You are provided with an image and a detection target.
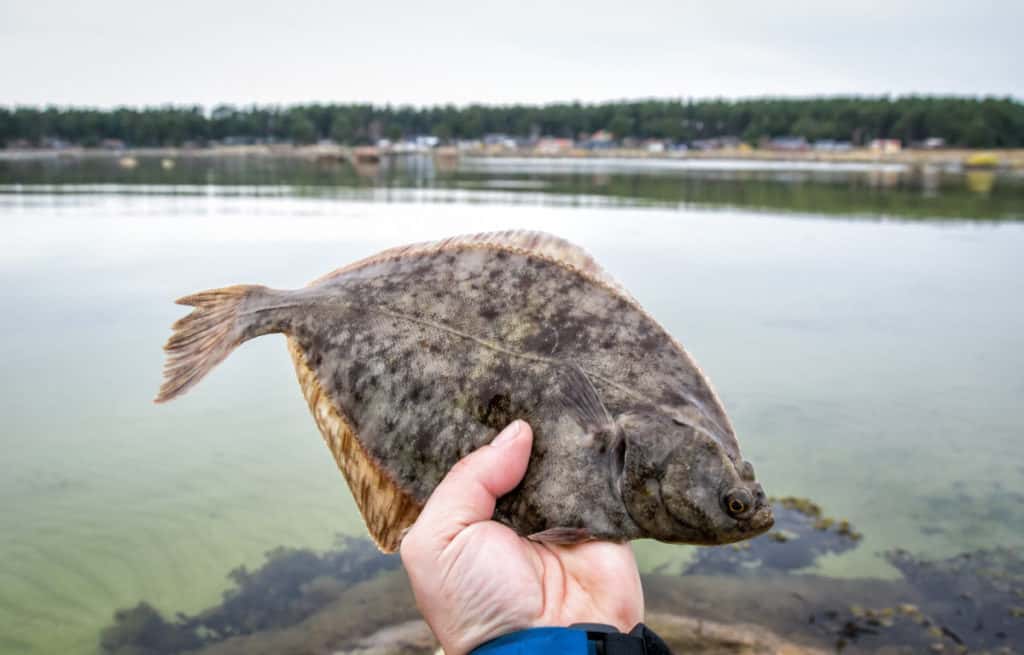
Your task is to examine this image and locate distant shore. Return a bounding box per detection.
[3,143,1023,171]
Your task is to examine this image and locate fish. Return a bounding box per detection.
[156,231,773,552]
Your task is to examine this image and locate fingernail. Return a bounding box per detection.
[492,420,521,446]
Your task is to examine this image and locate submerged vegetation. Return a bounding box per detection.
[683,496,863,576]
[100,537,399,655]
[99,501,1024,654]
[4,96,1024,148]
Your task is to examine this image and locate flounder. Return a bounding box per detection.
[156,231,773,552]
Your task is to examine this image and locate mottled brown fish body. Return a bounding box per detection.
[157,232,773,552]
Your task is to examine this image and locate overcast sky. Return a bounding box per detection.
[2,0,1021,108]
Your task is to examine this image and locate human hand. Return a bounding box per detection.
[400,420,645,655]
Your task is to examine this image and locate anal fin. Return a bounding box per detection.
[287,337,422,553]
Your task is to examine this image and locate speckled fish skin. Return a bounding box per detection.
[156,231,773,552]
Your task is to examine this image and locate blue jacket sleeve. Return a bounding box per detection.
[471,627,594,655]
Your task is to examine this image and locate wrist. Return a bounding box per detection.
[470,624,672,655]
[471,627,587,654]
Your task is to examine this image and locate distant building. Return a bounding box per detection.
[42,137,70,150]
[535,137,574,154]
[383,136,441,153]
[691,136,740,150]
[764,136,808,151]
[580,130,616,150]
[813,139,852,152]
[869,138,902,154]
[922,137,946,149]
[482,133,519,149]
[221,136,256,146]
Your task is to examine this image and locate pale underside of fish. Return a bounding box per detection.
[156,231,773,552]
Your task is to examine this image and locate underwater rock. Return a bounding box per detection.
[332,620,437,655]
[644,572,915,653]
[201,590,830,655]
[645,612,828,654]
[645,571,996,654]
[683,497,862,575]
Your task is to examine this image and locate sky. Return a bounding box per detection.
[1,0,1022,108]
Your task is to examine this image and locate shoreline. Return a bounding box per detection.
[3,143,1023,171]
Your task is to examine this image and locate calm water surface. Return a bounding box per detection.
[1,157,1022,653]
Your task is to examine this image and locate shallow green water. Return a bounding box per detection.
[1,156,1023,654]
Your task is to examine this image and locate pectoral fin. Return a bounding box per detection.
[556,362,626,491]
[557,362,614,433]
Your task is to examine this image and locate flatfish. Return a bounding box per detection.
[156,231,773,552]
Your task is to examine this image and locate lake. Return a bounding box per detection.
[1,153,1023,654]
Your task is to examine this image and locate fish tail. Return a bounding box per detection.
[155,284,285,403]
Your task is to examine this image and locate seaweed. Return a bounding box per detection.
[801,602,975,653]
[99,521,1024,654]
[99,603,202,655]
[99,536,399,655]
[885,547,1024,651]
[683,497,862,575]
[681,547,1024,652]
[917,484,1024,542]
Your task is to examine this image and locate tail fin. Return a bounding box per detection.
[155,284,275,403]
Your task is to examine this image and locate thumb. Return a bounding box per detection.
[406,420,533,551]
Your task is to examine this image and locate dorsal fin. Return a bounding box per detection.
[311,230,630,297]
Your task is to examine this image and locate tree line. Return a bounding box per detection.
[2,96,1023,148]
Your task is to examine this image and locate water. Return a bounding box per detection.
[1,155,1023,654]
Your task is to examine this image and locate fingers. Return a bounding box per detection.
[403,420,533,554]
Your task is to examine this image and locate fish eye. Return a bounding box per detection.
[723,488,753,517]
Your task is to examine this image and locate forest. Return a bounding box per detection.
[2,96,1023,148]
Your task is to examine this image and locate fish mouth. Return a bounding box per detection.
[741,504,775,537]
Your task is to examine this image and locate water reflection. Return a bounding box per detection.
[966,170,997,194]
[1,153,1022,221]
